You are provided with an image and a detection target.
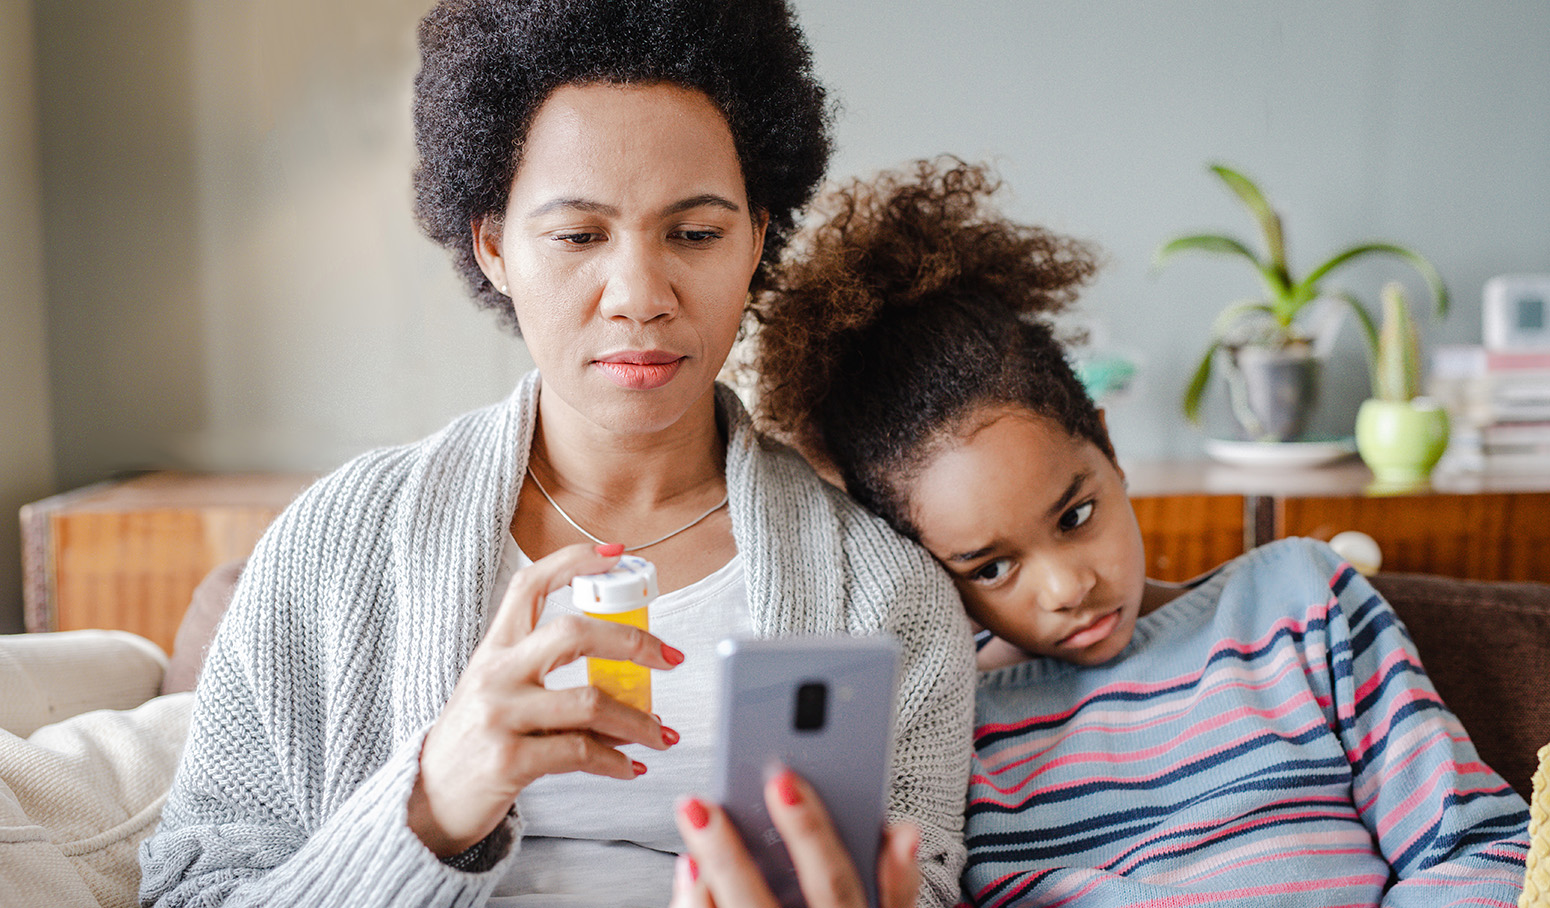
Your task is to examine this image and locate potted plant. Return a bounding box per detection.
[1154,163,1449,442]
[1354,282,1450,485]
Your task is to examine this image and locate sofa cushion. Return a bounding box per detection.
[0,630,167,739]
[1374,572,1550,802]
[162,559,244,695]
[0,691,192,907]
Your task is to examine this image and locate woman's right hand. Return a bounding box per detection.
[408,542,683,857]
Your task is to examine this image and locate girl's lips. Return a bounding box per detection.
[1059,609,1122,650]
[594,358,684,390]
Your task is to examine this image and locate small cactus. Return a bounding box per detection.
[1373,281,1422,402]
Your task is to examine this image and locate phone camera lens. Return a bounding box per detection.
[794,681,827,731]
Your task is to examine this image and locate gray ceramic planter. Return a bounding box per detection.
[1223,344,1319,442]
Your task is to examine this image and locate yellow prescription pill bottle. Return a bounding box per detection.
[571,555,659,713]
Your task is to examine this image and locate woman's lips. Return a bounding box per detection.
[1059,609,1121,650]
[594,356,685,390]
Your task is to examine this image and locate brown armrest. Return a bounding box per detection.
[1372,572,1550,801]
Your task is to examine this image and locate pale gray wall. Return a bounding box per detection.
[1,0,55,634]
[799,0,1550,452]
[20,0,1550,503]
[35,0,529,492]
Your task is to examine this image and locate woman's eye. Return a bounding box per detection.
[970,557,1014,585]
[1059,501,1096,532]
[554,232,601,246]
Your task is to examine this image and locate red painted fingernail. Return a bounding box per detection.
[662,644,685,666]
[595,543,625,557]
[662,725,680,746]
[633,760,647,776]
[775,770,801,806]
[688,856,699,882]
[683,798,710,829]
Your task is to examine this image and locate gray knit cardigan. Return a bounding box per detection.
[139,372,975,908]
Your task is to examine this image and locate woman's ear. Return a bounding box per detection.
[471,214,510,295]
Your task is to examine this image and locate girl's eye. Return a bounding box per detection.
[1059,500,1096,532]
[673,228,722,244]
[969,557,1014,585]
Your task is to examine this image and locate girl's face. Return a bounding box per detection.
[906,406,1148,666]
[473,82,766,439]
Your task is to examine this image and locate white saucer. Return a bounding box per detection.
[1203,436,1359,469]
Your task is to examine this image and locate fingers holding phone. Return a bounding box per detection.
[671,776,921,908]
[409,542,684,857]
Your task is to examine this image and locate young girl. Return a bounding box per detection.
[751,159,1530,907]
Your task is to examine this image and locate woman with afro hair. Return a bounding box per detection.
[138,4,975,907]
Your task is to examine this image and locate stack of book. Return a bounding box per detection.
[1430,345,1550,472]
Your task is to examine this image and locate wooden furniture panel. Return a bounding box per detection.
[1130,494,1245,583]
[20,472,314,653]
[1280,491,1550,582]
[1126,458,1550,584]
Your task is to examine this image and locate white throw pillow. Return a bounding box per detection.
[0,631,167,738]
[0,692,192,908]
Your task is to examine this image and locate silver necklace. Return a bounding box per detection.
[526,466,729,553]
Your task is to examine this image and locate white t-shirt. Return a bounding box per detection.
[488,533,750,906]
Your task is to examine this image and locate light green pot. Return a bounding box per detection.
[1355,398,1450,486]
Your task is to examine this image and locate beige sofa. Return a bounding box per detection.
[0,633,191,907]
[2,564,1547,906]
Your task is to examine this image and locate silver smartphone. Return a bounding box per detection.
[711,635,901,908]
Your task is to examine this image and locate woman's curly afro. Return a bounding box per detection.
[752,158,1108,539]
[413,0,832,333]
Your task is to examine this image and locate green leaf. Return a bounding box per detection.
[1153,234,1289,301]
[1296,243,1450,320]
[1329,290,1381,372]
[1210,164,1289,279]
[1209,300,1277,341]
[1153,233,1263,269]
[1182,340,1223,424]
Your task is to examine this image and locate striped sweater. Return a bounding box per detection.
[964,537,1529,908]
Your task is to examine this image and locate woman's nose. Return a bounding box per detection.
[598,240,678,323]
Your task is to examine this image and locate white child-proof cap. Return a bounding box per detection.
[572,555,660,614]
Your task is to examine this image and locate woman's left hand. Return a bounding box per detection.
[669,769,921,908]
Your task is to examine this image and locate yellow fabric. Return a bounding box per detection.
[1523,743,1550,907]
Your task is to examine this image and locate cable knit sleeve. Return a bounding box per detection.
[137,456,518,907]
[836,492,975,908]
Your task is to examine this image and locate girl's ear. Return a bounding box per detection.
[1096,408,1125,482]
[748,208,770,274]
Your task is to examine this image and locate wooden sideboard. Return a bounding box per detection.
[20,471,315,653]
[1126,459,1550,583]
[17,463,1550,651]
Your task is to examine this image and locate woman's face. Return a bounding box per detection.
[906,406,1148,667]
[474,82,766,438]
